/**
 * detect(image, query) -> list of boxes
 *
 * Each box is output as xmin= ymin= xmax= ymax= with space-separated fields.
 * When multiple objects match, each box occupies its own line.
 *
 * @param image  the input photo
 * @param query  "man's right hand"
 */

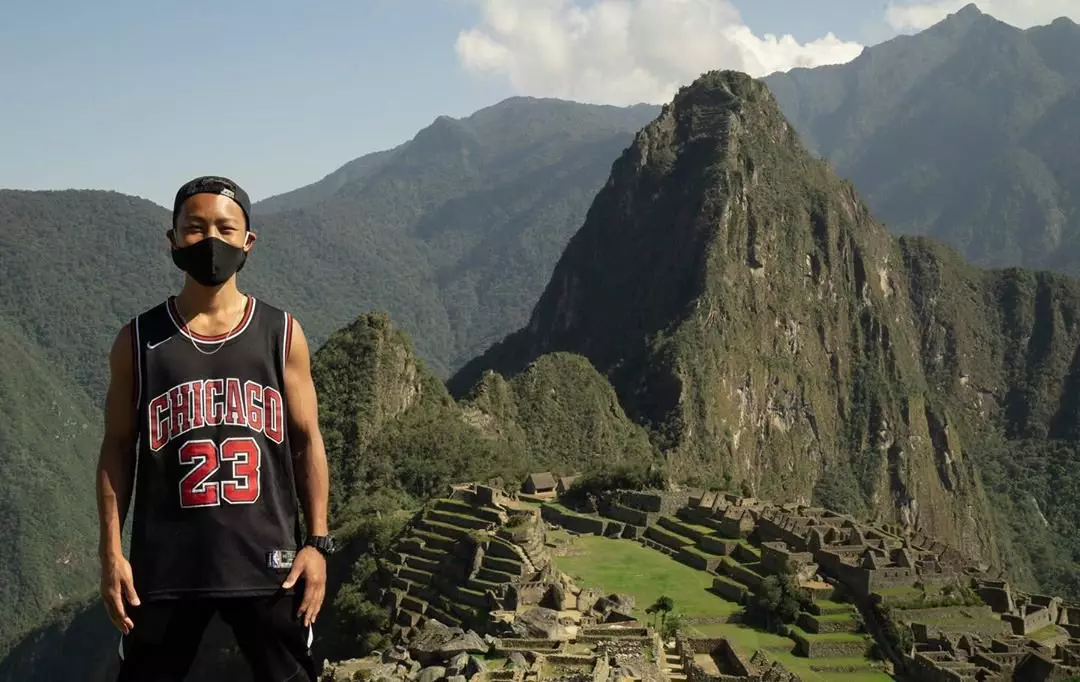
xmin=101 ymin=554 xmax=140 ymax=634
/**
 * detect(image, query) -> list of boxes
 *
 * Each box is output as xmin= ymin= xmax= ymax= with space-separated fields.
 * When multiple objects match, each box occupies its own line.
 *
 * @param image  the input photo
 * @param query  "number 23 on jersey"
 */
xmin=178 ymin=437 xmax=262 ymax=508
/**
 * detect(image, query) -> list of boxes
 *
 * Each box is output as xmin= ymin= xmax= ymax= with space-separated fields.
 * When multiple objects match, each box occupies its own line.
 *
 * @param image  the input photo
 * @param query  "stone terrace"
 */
xmin=376 ymin=483 xmax=552 ymax=637
xmin=542 ymin=490 xmax=889 ymax=680
xmin=366 ymin=483 xmax=670 ymax=682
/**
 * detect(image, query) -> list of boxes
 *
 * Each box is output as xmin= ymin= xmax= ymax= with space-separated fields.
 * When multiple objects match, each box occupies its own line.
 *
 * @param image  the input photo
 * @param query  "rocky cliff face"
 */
xmin=450 ymin=70 xmax=1080 ymax=566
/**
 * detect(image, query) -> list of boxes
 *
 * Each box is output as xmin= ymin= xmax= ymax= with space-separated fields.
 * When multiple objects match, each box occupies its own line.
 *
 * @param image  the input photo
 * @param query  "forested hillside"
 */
xmin=0 ymin=317 xmax=101 ymax=647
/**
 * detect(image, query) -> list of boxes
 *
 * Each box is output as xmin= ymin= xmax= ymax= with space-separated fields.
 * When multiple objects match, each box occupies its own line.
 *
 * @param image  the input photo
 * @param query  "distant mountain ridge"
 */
xmin=765 ymin=4 xmax=1080 ymax=275
xmin=252 ymin=96 xmax=658 ymax=216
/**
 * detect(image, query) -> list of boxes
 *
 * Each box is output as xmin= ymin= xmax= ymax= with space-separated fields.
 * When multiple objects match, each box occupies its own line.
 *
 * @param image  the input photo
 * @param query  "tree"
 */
xmin=646 ymin=595 xmax=675 ymax=633
xmin=661 ymin=612 xmax=686 ymax=640
xmin=744 ymin=569 xmax=806 ymax=633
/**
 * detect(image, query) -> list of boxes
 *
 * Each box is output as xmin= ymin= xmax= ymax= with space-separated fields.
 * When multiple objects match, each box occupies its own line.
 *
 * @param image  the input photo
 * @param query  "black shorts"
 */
xmin=115 ymin=591 xmax=317 ymax=682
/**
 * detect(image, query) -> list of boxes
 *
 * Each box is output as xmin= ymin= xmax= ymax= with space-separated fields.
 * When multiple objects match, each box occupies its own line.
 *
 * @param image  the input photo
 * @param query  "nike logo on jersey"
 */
xmin=147 ymin=337 xmax=171 ymax=350
xmin=147 ymin=378 xmax=285 ymax=451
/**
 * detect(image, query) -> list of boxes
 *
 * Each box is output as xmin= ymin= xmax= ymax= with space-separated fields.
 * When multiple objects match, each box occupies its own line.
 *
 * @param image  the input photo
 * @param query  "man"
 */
xmin=96 ymin=175 xmax=334 ymax=681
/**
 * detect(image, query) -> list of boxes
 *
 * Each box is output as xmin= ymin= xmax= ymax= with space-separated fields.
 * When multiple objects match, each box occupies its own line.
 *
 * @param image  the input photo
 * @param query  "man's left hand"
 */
xmin=282 ymin=546 xmax=327 ymax=626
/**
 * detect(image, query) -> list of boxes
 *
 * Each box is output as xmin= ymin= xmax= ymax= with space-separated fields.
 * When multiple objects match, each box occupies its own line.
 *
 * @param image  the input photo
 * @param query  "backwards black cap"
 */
xmin=172 ymin=175 xmax=252 ymax=230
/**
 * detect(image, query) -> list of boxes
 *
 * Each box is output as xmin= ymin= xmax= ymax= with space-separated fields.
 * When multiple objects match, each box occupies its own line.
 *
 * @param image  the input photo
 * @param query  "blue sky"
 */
xmin=0 ymin=0 xmax=1070 ymax=207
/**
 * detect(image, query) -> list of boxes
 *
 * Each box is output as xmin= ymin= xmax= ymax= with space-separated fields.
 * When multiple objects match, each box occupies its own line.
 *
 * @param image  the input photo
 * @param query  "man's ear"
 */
xmin=165 ymin=228 xmax=177 ymax=249
xmin=244 ymin=231 xmax=257 ymax=252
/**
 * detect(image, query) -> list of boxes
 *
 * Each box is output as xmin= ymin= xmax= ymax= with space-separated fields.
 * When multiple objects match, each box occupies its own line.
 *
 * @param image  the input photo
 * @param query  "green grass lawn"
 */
xmin=1027 ymin=623 xmax=1065 ymax=643
xmin=813 ymin=611 xmax=858 ymax=622
xmin=812 ymin=599 xmax=857 ymax=615
xmin=664 ymin=516 xmax=715 ymax=536
xmin=552 ymin=534 xmax=740 ymax=621
xmin=690 ymin=622 xmax=891 ymax=682
xmin=551 ymin=535 xmax=894 ymax=682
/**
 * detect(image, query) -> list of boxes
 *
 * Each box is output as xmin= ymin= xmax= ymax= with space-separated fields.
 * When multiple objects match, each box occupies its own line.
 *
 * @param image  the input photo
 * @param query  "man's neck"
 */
xmin=175 ymin=278 xmax=246 ymax=318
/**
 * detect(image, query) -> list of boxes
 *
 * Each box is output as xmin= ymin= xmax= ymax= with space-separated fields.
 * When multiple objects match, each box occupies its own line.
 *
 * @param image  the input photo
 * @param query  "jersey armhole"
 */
xmin=130 ymin=316 xmax=143 ymax=410
xmin=282 ymin=312 xmax=293 ymax=367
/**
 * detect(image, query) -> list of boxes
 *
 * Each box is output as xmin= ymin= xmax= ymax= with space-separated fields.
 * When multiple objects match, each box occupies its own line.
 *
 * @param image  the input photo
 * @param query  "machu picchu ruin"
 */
xmin=321 ymin=479 xmax=1080 ymax=682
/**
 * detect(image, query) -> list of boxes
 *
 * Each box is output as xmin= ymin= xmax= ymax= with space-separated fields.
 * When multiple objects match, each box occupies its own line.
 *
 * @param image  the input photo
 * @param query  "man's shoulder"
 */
xmin=129 ymin=298 xmax=171 ymax=325
xmin=249 ymin=297 xmax=298 ymax=327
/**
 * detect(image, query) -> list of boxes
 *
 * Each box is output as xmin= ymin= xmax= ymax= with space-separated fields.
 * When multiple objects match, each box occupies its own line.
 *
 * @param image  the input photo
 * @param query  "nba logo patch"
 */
xmin=266 ymin=549 xmax=295 ymax=569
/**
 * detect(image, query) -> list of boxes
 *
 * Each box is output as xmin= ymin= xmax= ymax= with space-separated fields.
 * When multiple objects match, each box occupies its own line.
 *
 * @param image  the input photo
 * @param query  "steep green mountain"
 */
xmin=452 ymin=70 xmax=1080 ymax=598
xmin=0 ymin=316 xmax=102 ymax=648
xmin=459 ymin=352 xmax=659 ymax=477
xmin=0 ymin=312 xmax=654 ymax=679
xmin=764 ymin=4 xmax=1080 ymax=274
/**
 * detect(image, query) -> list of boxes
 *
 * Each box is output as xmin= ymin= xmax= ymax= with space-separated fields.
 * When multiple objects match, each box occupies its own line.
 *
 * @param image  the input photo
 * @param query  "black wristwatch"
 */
xmin=305 ymin=535 xmax=337 ymax=557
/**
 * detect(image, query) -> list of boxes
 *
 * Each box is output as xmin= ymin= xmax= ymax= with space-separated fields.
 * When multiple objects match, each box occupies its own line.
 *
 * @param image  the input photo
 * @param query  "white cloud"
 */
xmin=454 ymin=0 xmax=865 ymax=106
xmin=886 ymin=0 xmax=1080 ymax=31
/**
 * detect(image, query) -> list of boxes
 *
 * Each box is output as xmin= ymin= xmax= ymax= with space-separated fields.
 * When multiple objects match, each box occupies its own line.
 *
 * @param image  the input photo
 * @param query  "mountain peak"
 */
xmin=453 ymin=68 xmax=1001 ymax=560
xmin=621 ymin=69 xmax=801 ymax=184
xmin=932 ymin=1 xmax=995 ymax=32
xmin=955 ymin=2 xmax=983 ymax=17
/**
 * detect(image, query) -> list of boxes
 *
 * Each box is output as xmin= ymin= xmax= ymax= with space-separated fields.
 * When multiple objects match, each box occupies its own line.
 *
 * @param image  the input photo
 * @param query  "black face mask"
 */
xmin=171 ymin=236 xmax=248 ymax=286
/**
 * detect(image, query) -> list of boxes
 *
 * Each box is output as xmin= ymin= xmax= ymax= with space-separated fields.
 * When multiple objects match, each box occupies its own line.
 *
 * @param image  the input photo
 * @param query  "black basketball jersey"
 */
xmin=129 ymin=295 xmax=302 ymax=600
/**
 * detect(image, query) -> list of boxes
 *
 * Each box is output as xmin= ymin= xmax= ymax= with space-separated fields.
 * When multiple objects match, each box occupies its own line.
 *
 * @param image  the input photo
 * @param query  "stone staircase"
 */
xmin=662 ymin=642 xmax=687 ymax=682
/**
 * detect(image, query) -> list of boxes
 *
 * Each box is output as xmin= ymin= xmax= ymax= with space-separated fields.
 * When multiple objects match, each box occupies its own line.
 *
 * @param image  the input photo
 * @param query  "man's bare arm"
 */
xmin=284 ymin=317 xmax=329 ymax=537
xmin=281 ymin=317 xmax=330 ymax=626
xmin=97 ymin=323 xmax=140 ymax=632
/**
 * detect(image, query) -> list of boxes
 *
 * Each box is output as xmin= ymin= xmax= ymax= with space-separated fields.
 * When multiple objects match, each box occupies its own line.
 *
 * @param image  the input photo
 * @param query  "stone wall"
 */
xmin=796 ymin=612 xmax=859 ymax=634
xmin=979 ymin=585 xmax=1014 ymax=614
xmin=714 ymin=639 xmax=752 ymax=677
xmin=760 ymin=543 xmax=809 ymax=574
xmin=815 ymin=550 xmax=930 ymax=598
xmin=592 ymin=652 xmax=610 ymax=682
xmin=677 ymin=637 xmax=768 ymax=682
xmin=679 ymin=507 xmax=726 ymax=532
xmin=732 ymin=545 xmax=760 ymax=565
xmin=517 ymin=582 xmax=549 ymax=606
xmin=615 ymin=490 xmax=692 ymax=516
xmin=603 ymin=500 xmax=654 ymax=527
xmin=867 ymin=567 xmax=917 ymax=592
xmin=711 ymin=577 xmax=748 ymax=603
xmin=908 ymin=652 xmax=976 ymax=682
xmin=756 ymin=517 xmax=810 ymax=553
xmin=699 ymin=536 xmax=737 ymax=556
xmin=1060 ymin=643 xmax=1080 ymax=667
xmin=722 ymin=562 xmax=763 ymax=591
xmin=790 ymin=631 xmax=869 ymax=659
xmin=541 ymin=505 xmax=607 ymax=536
xmin=1003 ymin=605 xmax=1053 ymax=635
xmin=719 ymin=515 xmax=753 ymax=539
xmin=677 ymin=638 xmax=725 ymax=682
xmin=676 ymin=548 xmax=724 ymax=572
